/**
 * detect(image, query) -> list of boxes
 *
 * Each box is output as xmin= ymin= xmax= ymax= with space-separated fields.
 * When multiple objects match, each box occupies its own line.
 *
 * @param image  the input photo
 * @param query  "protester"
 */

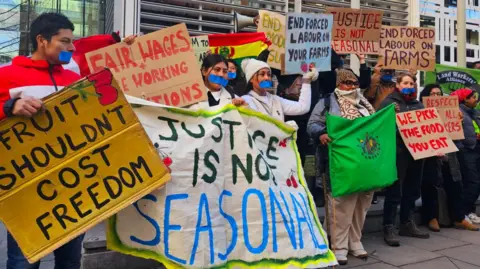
xmin=225 ymin=58 xmax=247 ymax=96
xmin=451 ymin=88 xmax=480 ymax=225
xmin=418 ymin=84 xmax=444 ymax=231
xmin=190 ymin=54 xmax=245 ymax=109
xmin=241 ymin=58 xmax=317 ymax=121
xmin=365 ymin=64 xmax=418 ymax=110
xmin=307 ymin=68 xmax=375 ymax=265
xmin=317 ymin=51 xmax=371 ymax=97
xmin=365 ymin=64 xmax=396 ymax=110
xmin=380 ymin=74 xmax=430 ymax=247
xmin=473 ymin=61 xmax=480 ymax=70
xmin=0 ymin=12 xmax=84 ymax=269
xmin=418 ymin=84 xmax=477 ymax=232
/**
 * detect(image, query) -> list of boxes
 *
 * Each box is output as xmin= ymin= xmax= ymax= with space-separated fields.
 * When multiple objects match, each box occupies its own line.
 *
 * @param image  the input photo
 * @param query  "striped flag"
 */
xmin=208 ymin=32 xmax=270 ymax=69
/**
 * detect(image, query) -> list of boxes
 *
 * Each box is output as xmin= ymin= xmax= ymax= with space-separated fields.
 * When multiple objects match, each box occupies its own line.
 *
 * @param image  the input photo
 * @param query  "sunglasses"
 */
xmin=342 ymin=80 xmax=359 ymax=86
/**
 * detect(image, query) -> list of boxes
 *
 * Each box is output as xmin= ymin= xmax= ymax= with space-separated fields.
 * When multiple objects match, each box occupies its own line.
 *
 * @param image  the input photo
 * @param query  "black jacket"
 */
xmin=455 ymin=104 xmax=480 ymax=150
xmin=380 ymin=91 xmax=425 ymax=153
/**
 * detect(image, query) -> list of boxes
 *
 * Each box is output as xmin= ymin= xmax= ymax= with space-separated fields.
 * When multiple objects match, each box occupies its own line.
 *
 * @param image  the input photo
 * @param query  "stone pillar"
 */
xmin=113 ymin=0 xmax=140 ymax=37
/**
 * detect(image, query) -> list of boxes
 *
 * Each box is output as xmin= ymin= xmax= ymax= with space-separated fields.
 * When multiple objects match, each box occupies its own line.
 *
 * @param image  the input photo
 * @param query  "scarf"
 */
xmin=334 ymin=88 xmax=375 ymax=120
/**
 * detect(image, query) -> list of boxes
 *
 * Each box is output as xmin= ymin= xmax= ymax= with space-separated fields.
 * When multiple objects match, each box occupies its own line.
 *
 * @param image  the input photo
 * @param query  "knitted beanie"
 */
xmin=451 ymin=88 xmax=474 ymax=103
xmin=335 ymin=68 xmax=358 ymax=87
xmin=241 ymin=58 xmax=271 ymax=83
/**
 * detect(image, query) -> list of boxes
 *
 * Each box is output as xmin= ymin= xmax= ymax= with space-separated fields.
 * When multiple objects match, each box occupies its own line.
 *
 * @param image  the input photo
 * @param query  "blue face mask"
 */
xmin=259 ymin=80 xmax=273 ymax=89
xmin=208 ymin=74 xmax=228 ymax=87
xmin=400 ymin=88 xmax=416 ymax=95
xmin=381 ymin=74 xmax=393 ymax=82
xmin=59 ymin=51 xmax=72 ymax=63
xmin=227 ymin=72 xmax=237 ymax=79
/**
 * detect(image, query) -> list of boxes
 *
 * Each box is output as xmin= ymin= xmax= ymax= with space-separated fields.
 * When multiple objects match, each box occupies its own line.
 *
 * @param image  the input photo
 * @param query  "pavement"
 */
xmin=2 ymin=207 xmax=480 ymax=269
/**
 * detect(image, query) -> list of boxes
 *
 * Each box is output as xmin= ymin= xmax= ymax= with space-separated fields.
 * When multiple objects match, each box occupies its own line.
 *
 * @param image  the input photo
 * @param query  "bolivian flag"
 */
xmin=209 ymin=32 xmax=270 ymax=68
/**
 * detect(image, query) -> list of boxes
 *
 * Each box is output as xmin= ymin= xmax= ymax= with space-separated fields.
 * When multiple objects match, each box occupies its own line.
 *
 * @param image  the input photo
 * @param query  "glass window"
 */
xmin=0 ymin=0 xmax=105 ymax=64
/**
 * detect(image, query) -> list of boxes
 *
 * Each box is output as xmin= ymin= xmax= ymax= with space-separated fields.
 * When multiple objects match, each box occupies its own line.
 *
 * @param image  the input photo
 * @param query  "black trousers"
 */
xmin=421 ymin=155 xmax=465 ymax=223
xmin=421 ymin=157 xmax=441 ymax=222
xmin=458 ymin=147 xmax=480 ymax=214
xmin=442 ymin=159 xmax=465 ymax=222
xmin=383 ymin=151 xmax=424 ymax=225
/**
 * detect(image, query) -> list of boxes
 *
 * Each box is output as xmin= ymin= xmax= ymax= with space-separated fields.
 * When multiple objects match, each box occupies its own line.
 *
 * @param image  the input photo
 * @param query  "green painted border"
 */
xmin=107 ymin=104 xmax=337 ymax=269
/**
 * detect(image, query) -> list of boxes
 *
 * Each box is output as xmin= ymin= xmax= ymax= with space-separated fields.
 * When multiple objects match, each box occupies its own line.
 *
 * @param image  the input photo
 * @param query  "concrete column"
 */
xmin=350 ymin=0 xmax=360 ymax=75
xmin=285 ymin=0 xmax=289 ymax=12
xmin=113 ymin=0 xmax=140 ymax=38
xmin=457 ymin=0 xmax=467 ymax=67
xmin=407 ymin=0 xmax=420 ymax=27
xmin=294 ymin=0 xmax=301 ymax=12
xmin=407 ymin=0 xmax=421 ymax=84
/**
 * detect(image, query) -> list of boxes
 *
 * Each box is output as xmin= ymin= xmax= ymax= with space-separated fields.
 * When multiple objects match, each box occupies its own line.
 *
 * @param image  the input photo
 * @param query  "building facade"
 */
xmin=0 ymin=0 xmax=106 ymax=63
xmin=420 ymin=0 xmax=480 ymax=67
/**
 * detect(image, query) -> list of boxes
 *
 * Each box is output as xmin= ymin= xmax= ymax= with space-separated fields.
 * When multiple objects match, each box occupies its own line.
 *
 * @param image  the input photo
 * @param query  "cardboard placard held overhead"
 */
xmin=326 ymin=7 xmax=383 ymax=55
xmin=258 ymin=10 xmax=286 ymax=71
xmin=191 ymin=35 xmax=209 ymax=66
xmin=379 ymin=26 xmax=436 ymax=71
xmin=285 ymin=13 xmax=333 ymax=74
xmin=86 ymin=23 xmax=206 ymax=107
xmin=0 ymin=69 xmax=170 ymax=263
xmin=396 ymin=107 xmax=458 ymax=160
xmin=423 ymin=96 xmax=465 ymax=140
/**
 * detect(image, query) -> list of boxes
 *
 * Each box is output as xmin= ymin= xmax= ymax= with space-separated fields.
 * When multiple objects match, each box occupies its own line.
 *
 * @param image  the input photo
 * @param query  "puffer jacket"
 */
xmin=379 ymin=90 xmax=424 ymax=153
xmin=455 ymin=104 xmax=480 ymax=150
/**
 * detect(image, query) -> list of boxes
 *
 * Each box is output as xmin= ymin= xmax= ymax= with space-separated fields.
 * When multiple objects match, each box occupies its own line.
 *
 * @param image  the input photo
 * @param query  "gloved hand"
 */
xmin=303 ymin=67 xmax=318 ymax=83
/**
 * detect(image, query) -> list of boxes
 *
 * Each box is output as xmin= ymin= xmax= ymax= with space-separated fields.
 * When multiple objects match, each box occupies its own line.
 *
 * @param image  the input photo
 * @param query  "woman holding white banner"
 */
xmin=241 ymin=58 xmax=318 ymax=122
xmin=190 ymin=54 xmax=246 ymax=109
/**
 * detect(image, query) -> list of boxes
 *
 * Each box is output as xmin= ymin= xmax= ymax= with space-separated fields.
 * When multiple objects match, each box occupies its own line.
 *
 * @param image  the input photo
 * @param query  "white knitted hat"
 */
xmin=241 ymin=58 xmax=271 ymax=83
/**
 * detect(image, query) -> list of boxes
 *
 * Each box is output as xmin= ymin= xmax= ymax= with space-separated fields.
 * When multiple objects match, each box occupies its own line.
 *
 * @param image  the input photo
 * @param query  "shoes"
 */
xmin=428 ymin=218 xmax=441 ymax=232
xmin=399 ymin=221 xmax=430 ymax=239
xmin=384 ymin=224 xmax=400 ymax=247
xmin=467 ymin=213 xmax=480 ymax=224
xmin=350 ymin=249 xmax=368 ymax=259
xmin=334 ymin=252 xmax=348 ymax=266
xmin=454 ymin=219 xmax=480 ymax=231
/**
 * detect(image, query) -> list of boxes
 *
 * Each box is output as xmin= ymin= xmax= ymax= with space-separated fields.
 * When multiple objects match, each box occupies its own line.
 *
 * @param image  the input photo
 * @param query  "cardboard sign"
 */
xmin=86 ymin=23 xmax=206 ymax=107
xmin=258 ymin=10 xmax=286 ymax=71
xmin=379 ymin=26 xmax=436 ymax=71
xmin=327 ymin=8 xmax=383 ymax=55
xmin=396 ymin=107 xmax=458 ymax=160
xmin=191 ymin=35 xmax=209 ymax=66
xmin=0 ymin=70 xmax=170 ymax=263
xmin=331 ymin=40 xmax=379 ymax=55
xmin=108 ymin=97 xmax=337 ymax=269
xmin=423 ymin=96 xmax=465 ymax=140
xmin=285 ymin=13 xmax=333 ymax=74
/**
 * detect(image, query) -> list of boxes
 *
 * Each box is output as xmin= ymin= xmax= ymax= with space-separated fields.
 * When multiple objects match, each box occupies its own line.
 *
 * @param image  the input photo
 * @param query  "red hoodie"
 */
xmin=0 ymin=56 xmax=81 ymax=120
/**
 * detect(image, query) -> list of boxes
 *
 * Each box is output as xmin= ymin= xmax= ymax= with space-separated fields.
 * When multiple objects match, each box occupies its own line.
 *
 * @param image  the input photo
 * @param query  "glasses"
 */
xmin=342 ymin=80 xmax=359 ymax=86
xmin=430 ymin=92 xmax=442 ymax=96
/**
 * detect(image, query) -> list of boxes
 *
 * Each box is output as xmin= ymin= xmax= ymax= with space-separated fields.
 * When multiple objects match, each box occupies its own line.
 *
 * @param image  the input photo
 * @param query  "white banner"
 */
xmin=108 ymin=97 xmax=336 ymax=268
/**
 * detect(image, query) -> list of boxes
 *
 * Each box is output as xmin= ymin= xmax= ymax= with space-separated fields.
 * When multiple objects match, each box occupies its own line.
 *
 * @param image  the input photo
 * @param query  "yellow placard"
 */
xmin=0 ymin=69 xmax=170 ymax=263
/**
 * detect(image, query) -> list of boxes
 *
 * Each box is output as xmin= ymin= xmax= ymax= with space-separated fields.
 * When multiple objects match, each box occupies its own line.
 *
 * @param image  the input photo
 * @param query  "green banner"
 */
xmin=327 ymin=105 xmax=397 ymax=197
xmin=425 ymin=64 xmax=480 ymax=94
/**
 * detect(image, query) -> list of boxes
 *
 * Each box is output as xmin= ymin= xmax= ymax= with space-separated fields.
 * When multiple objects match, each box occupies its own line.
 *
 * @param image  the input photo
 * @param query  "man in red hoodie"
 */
xmin=0 ymin=13 xmax=80 ymax=120
xmin=1 ymin=12 xmax=84 ymax=269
